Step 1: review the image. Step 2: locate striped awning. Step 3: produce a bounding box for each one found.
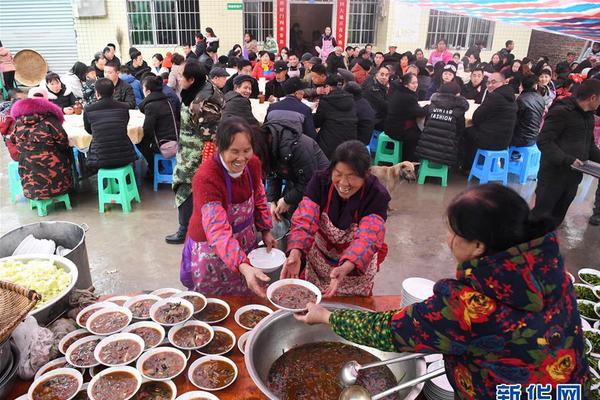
[407,0,600,42]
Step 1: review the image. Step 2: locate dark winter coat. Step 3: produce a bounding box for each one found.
[125,60,151,81]
[112,78,136,109]
[266,96,317,139]
[326,52,346,74]
[349,91,376,145]
[139,91,178,148]
[10,98,73,199]
[511,90,546,147]
[47,83,76,110]
[222,91,259,126]
[384,84,426,142]
[461,81,486,104]
[265,78,287,99]
[471,84,518,150]
[314,89,358,158]
[263,119,329,207]
[362,76,390,131]
[119,74,144,107]
[416,93,469,166]
[83,97,135,168]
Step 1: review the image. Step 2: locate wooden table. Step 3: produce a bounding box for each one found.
[8,295,409,400]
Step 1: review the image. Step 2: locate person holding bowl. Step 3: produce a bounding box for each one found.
[280,140,391,297]
[296,184,587,399]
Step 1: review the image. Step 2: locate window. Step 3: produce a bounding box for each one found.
[426,10,495,50]
[243,0,274,44]
[347,0,378,46]
[127,0,200,46]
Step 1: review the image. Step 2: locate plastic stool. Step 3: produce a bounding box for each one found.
[97,165,141,213]
[133,145,144,186]
[468,149,509,185]
[72,148,82,178]
[368,130,380,155]
[29,194,71,217]
[8,161,24,203]
[417,159,448,187]
[153,153,176,191]
[508,145,541,184]
[373,133,402,166]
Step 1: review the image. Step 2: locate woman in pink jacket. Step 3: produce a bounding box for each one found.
[428,38,453,66]
[0,41,17,91]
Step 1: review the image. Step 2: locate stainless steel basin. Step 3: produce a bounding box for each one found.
[244,302,426,399]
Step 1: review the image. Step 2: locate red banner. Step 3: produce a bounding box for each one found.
[277,0,287,50]
[336,0,347,48]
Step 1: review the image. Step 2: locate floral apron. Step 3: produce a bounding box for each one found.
[320,37,334,63]
[304,184,377,296]
[180,160,256,296]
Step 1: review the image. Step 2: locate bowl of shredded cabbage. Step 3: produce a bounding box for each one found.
[0,255,78,324]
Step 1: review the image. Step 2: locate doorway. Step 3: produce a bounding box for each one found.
[289,4,334,56]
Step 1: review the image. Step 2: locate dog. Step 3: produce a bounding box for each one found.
[370,161,418,199]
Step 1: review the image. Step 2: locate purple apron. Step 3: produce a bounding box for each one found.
[180,160,257,295]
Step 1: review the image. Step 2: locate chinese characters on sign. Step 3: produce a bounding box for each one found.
[277,0,287,50]
[495,384,582,400]
[336,0,347,48]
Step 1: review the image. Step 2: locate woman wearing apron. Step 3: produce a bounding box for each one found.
[281,140,391,296]
[180,117,276,296]
[316,27,337,64]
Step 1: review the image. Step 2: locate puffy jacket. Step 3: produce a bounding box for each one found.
[112,78,136,109]
[222,91,259,126]
[362,76,390,131]
[314,89,358,158]
[83,97,135,168]
[344,85,376,145]
[0,102,18,160]
[384,84,426,142]
[60,72,84,99]
[471,84,518,150]
[511,90,546,147]
[119,74,144,107]
[139,91,178,147]
[263,118,329,207]
[461,81,486,104]
[47,83,76,110]
[266,96,317,139]
[125,60,151,81]
[416,92,469,166]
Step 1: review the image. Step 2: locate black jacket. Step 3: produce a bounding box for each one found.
[125,60,151,81]
[113,79,136,109]
[350,92,376,145]
[314,89,358,158]
[538,96,600,170]
[461,81,486,104]
[47,83,76,110]
[362,76,389,131]
[263,119,329,207]
[326,53,346,74]
[416,93,469,166]
[83,97,135,168]
[511,90,545,147]
[195,41,207,58]
[222,91,259,126]
[266,96,317,139]
[265,78,287,99]
[223,73,259,98]
[139,91,178,146]
[384,84,426,141]
[471,84,518,150]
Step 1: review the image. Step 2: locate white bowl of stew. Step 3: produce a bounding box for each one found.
[150,288,182,298]
[237,331,252,355]
[194,298,230,324]
[94,333,145,367]
[149,297,194,327]
[168,320,214,351]
[86,306,133,336]
[34,357,84,381]
[66,335,103,368]
[136,347,187,381]
[173,291,208,314]
[136,379,177,400]
[174,391,220,400]
[266,278,322,313]
[188,355,238,392]
[195,326,236,356]
[76,302,120,329]
[28,367,83,400]
[122,321,165,349]
[234,304,273,330]
[59,329,93,355]
[104,295,131,307]
[124,294,162,320]
[87,366,142,400]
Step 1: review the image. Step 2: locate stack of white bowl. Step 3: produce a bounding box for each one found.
[400,277,436,307]
[423,360,454,400]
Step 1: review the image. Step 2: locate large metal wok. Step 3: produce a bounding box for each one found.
[244,302,427,399]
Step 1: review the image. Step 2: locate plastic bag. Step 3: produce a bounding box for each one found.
[11,316,55,379]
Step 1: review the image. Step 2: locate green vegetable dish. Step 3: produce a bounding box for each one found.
[584,331,600,353]
[578,302,599,320]
[575,285,597,301]
[581,273,600,286]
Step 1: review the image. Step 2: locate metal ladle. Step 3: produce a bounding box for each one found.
[338,353,424,387]
[339,367,446,400]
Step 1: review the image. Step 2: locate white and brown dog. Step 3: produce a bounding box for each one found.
[370,161,418,198]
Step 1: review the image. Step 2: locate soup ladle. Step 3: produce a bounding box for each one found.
[338,353,423,387]
[339,366,446,400]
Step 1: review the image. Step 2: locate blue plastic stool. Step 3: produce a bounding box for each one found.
[508,145,541,184]
[72,148,83,178]
[468,149,509,185]
[153,154,176,191]
[29,194,72,217]
[8,161,24,203]
[133,144,145,186]
[373,133,402,166]
[368,130,380,155]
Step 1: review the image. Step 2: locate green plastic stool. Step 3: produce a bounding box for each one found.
[97,165,141,213]
[29,194,72,217]
[8,161,24,203]
[373,132,402,166]
[417,159,449,187]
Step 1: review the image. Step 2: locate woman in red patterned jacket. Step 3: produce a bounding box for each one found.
[281,140,391,296]
[297,184,587,399]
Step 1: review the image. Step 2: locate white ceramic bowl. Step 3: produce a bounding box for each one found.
[195,298,231,324]
[248,247,286,273]
[28,367,83,400]
[150,288,183,298]
[150,297,194,327]
[168,320,214,350]
[76,301,120,329]
[238,331,252,355]
[138,379,177,400]
[87,366,142,400]
[266,278,322,312]
[579,268,600,286]
[104,295,131,307]
[136,346,187,381]
[578,299,600,322]
[585,328,600,359]
[567,271,576,284]
[34,357,74,381]
[586,338,593,356]
[175,391,220,400]
[196,326,236,356]
[58,329,92,355]
[173,291,208,314]
[94,332,145,367]
[122,321,166,349]
[187,355,238,392]
[66,335,103,368]
[86,306,133,336]
[124,294,162,320]
[234,304,273,330]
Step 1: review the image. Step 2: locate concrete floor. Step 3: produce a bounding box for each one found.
[1,147,599,297]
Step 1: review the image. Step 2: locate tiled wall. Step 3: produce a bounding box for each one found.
[198,1,244,55]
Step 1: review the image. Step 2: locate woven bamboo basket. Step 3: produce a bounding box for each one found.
[13,49,48,87]
[0,281,40,343]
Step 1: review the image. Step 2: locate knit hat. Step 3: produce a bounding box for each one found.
[439,81,461,95]
[233,74,254,86]
[274,60,288,72]
[442,64,457,76]
[209,67,230,78]
[301,52,313,62]
[308,57,322,65]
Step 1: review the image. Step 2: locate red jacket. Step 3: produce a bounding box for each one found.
[0,109,18,160]
[251,61,275,81]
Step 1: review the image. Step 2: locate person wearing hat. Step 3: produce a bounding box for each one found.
[224,59,259,98]
[222,74,259,126]
[301,54,321,83]
[426,63,458,100]
[252,51,275,81]
[326,46,347,74]
[265,77,316,139]
[383,45,401,64]
[265,61,289,101]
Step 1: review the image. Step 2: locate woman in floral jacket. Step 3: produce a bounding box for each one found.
[298,184,587,399]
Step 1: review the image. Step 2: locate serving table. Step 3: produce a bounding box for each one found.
[7,295,429,400]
